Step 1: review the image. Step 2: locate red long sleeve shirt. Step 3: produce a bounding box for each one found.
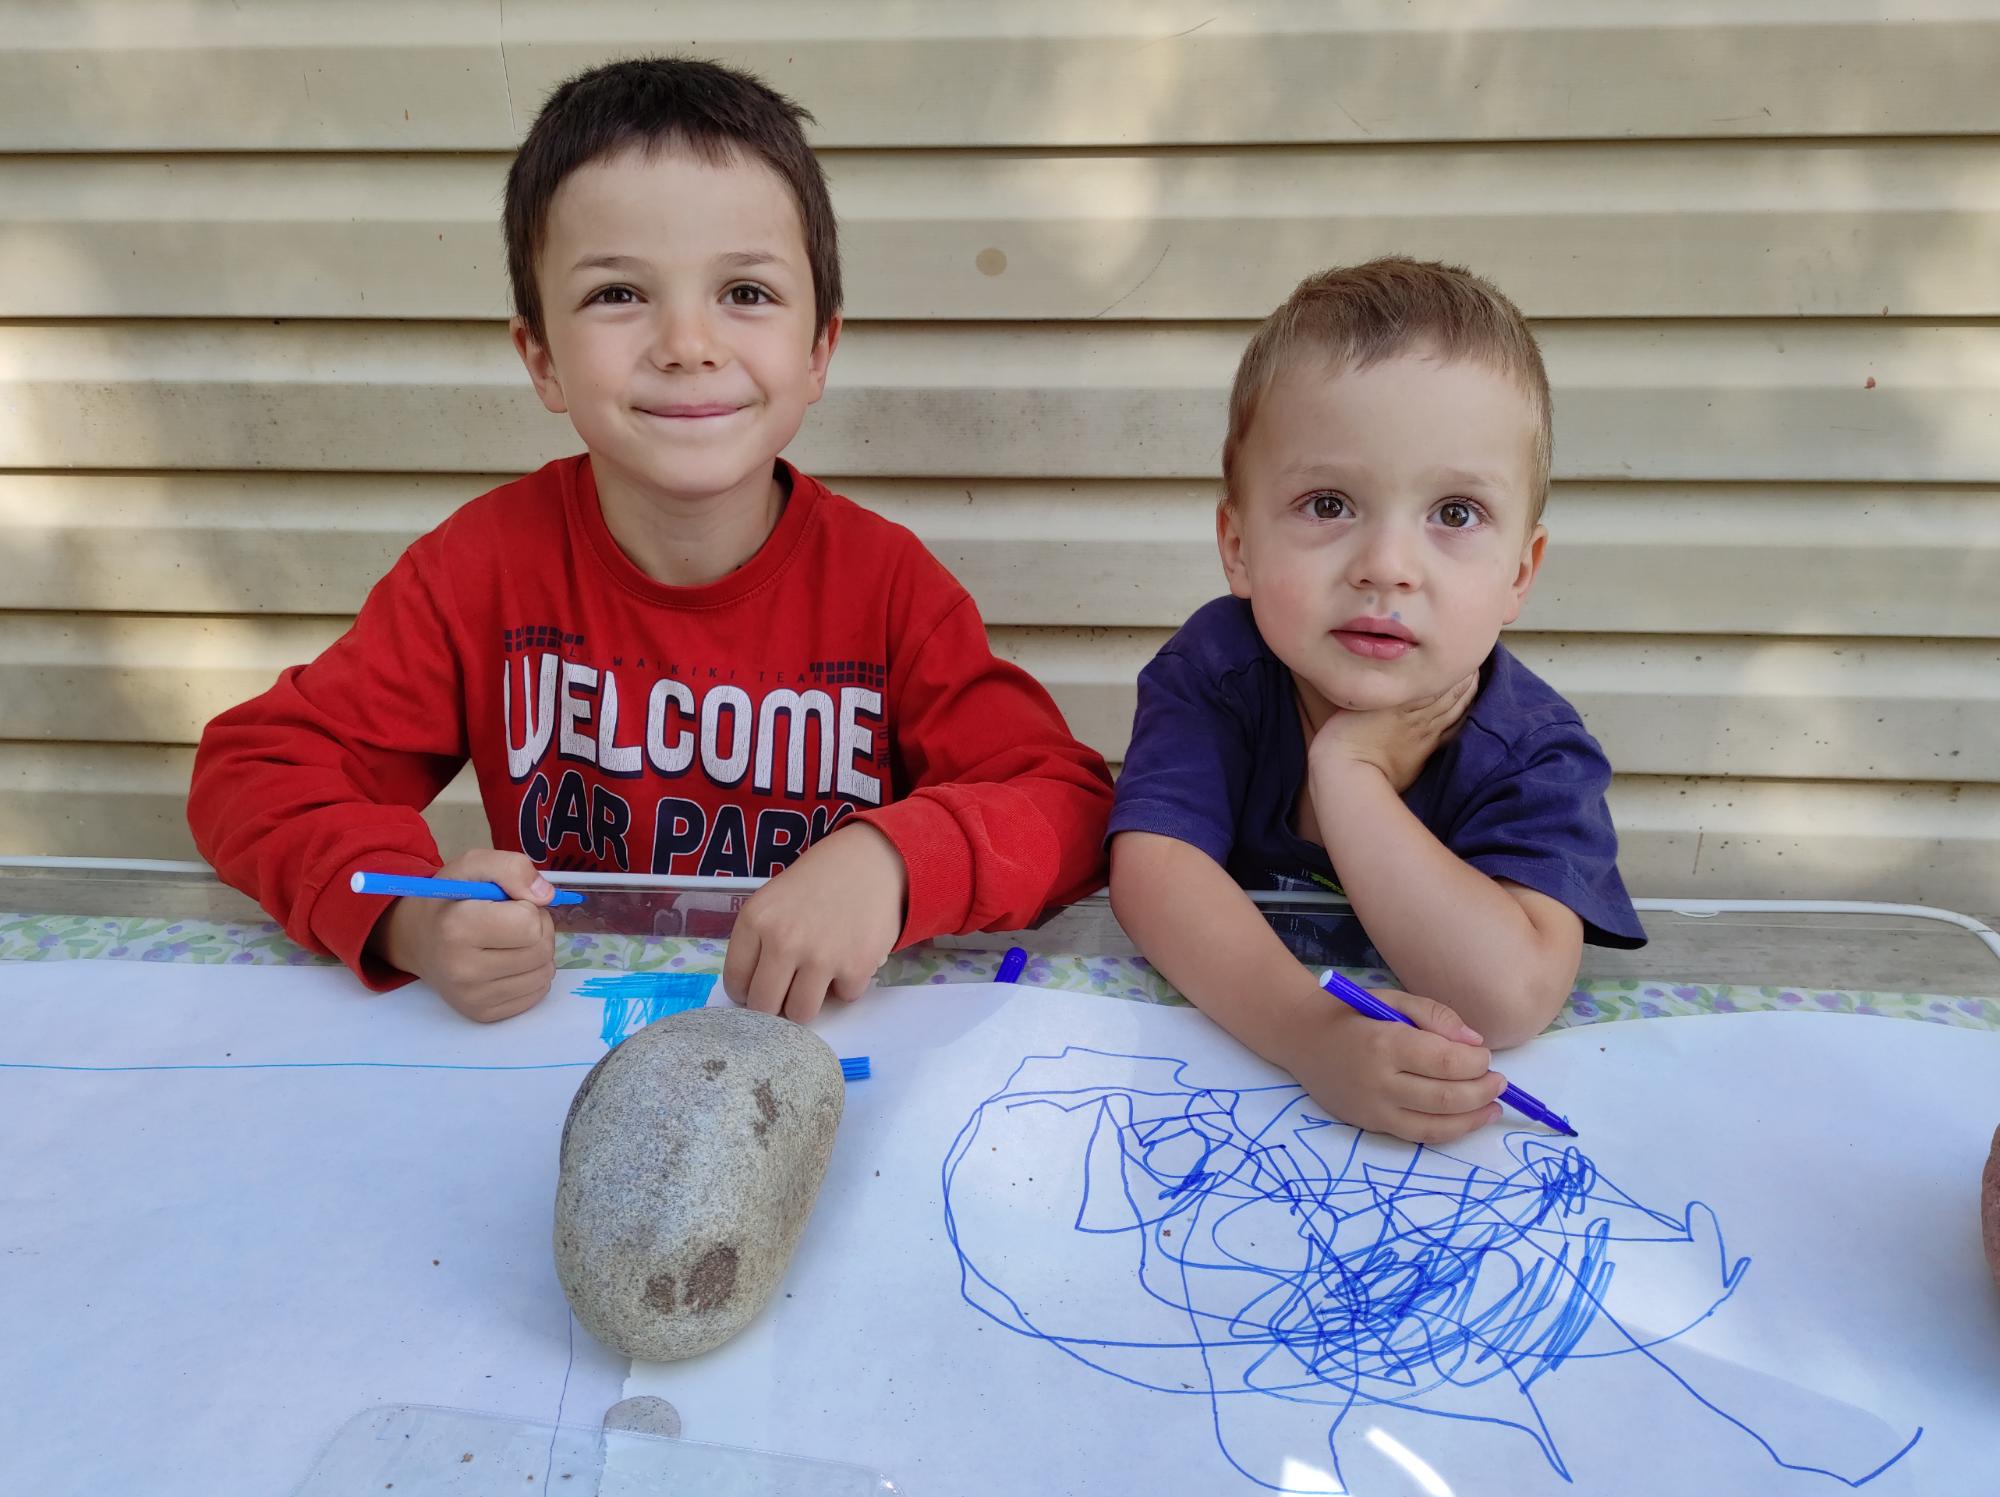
[189,457,1114,988]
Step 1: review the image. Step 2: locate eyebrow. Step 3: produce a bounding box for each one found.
[1273,459,1364,483]
[570,253,647,274]
[1429,467,1512,491]
[567,250,789,274]
[1272,460,1517,496]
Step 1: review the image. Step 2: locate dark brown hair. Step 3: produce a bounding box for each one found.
[1223,257,1552,521]
[504,56,841,346]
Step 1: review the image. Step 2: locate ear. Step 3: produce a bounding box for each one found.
[1500,522,1548,626]
[511,315,569,416]
[803,312,842,406]
[1216,499,1254,600]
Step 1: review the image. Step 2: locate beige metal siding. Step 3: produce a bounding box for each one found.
[11,3,1997,149]
[5,322,1996,477]
[12,143,2000,321]
[2,3,1997,912]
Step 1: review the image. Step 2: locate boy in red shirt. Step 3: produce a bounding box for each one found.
[188,57,1113,1023]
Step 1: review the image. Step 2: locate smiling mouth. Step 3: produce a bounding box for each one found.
[639,403,744,419]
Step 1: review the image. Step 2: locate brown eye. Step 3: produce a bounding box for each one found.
[1438,501,1477,529]
[726,284,771,306]
[1309,492,1349,520]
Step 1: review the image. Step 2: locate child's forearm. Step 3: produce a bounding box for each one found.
[1311,760,1577,1046]
[1110,829,1512,1145]
[1108,832,1331,1065]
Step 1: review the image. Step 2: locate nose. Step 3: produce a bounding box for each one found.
[1344,517,1421,593]
[650,299,721,370]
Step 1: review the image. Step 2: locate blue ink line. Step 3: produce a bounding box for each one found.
[544,1310,576,1487]
[0,1060,595,1073]
[942,1045,1919,1494]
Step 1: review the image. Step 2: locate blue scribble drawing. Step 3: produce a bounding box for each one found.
[576,971,716,1047]
[942,1047,1920,1494]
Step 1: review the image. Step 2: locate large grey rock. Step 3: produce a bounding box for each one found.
[554,1007,844,1360]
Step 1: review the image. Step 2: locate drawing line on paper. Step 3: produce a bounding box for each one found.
[1,1060,596,1073]
[941,1046,1920,1493]
[4,971,720,1073]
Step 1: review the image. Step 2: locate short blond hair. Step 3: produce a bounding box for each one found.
[1222,257,1552,522]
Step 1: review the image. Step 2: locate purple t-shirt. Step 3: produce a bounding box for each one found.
[1108,596,1646,952]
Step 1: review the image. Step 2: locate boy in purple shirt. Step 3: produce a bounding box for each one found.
[1109,257,1645,1145]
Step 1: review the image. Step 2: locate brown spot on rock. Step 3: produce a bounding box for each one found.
[703,1058,726,1077]
[643,1273,676,1314]
[684,1245,739,1313]
[751,1078,781,1143]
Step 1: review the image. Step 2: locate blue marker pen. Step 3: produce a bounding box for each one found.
[1318,968,1576,1136]
[349,870,587,907]
[995,946,1029,984]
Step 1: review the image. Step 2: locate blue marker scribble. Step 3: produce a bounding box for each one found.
[942,1047,1919,1493]
[576,971,716,1047]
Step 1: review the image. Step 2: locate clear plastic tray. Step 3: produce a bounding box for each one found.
[293,1404,901,1496]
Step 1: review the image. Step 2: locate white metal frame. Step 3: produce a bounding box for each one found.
[3,856,1995,969]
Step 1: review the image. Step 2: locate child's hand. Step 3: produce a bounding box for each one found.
[368,849,558,1023]
[721,823,908,1023]
[1309,672,1479,793]
[1294,987,1507,1144]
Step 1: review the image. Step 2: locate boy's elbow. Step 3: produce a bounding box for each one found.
[1469,971,1575,1051]
[1480,1010,1558,1053]
[185,727,241,860]
[1464,900,1583,1048]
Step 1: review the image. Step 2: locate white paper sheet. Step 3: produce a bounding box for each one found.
[624,985,2000,1497]
[7,964,1999,1496]
[0,960,638,1496]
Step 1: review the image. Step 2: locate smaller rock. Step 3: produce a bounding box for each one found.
[555,1007,844,1360]
[603,1395,681,1439]
[1983,1125,2000,1292]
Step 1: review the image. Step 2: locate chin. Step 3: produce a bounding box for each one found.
[1309,668,1439,715]
[646,456,774,503]
[1335,685,1423,713]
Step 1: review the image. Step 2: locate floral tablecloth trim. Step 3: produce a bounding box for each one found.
[4,912,1995,1031]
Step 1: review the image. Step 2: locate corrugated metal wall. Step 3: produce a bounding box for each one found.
[3,1,1997,911]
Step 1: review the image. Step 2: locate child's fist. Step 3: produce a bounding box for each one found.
[368,849,559,1023]
[1309,672,1478,793]
[721,823,907,1023]
[1293,987,1506,1145]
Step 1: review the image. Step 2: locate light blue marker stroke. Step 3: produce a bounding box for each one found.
[576,971,718,1047]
